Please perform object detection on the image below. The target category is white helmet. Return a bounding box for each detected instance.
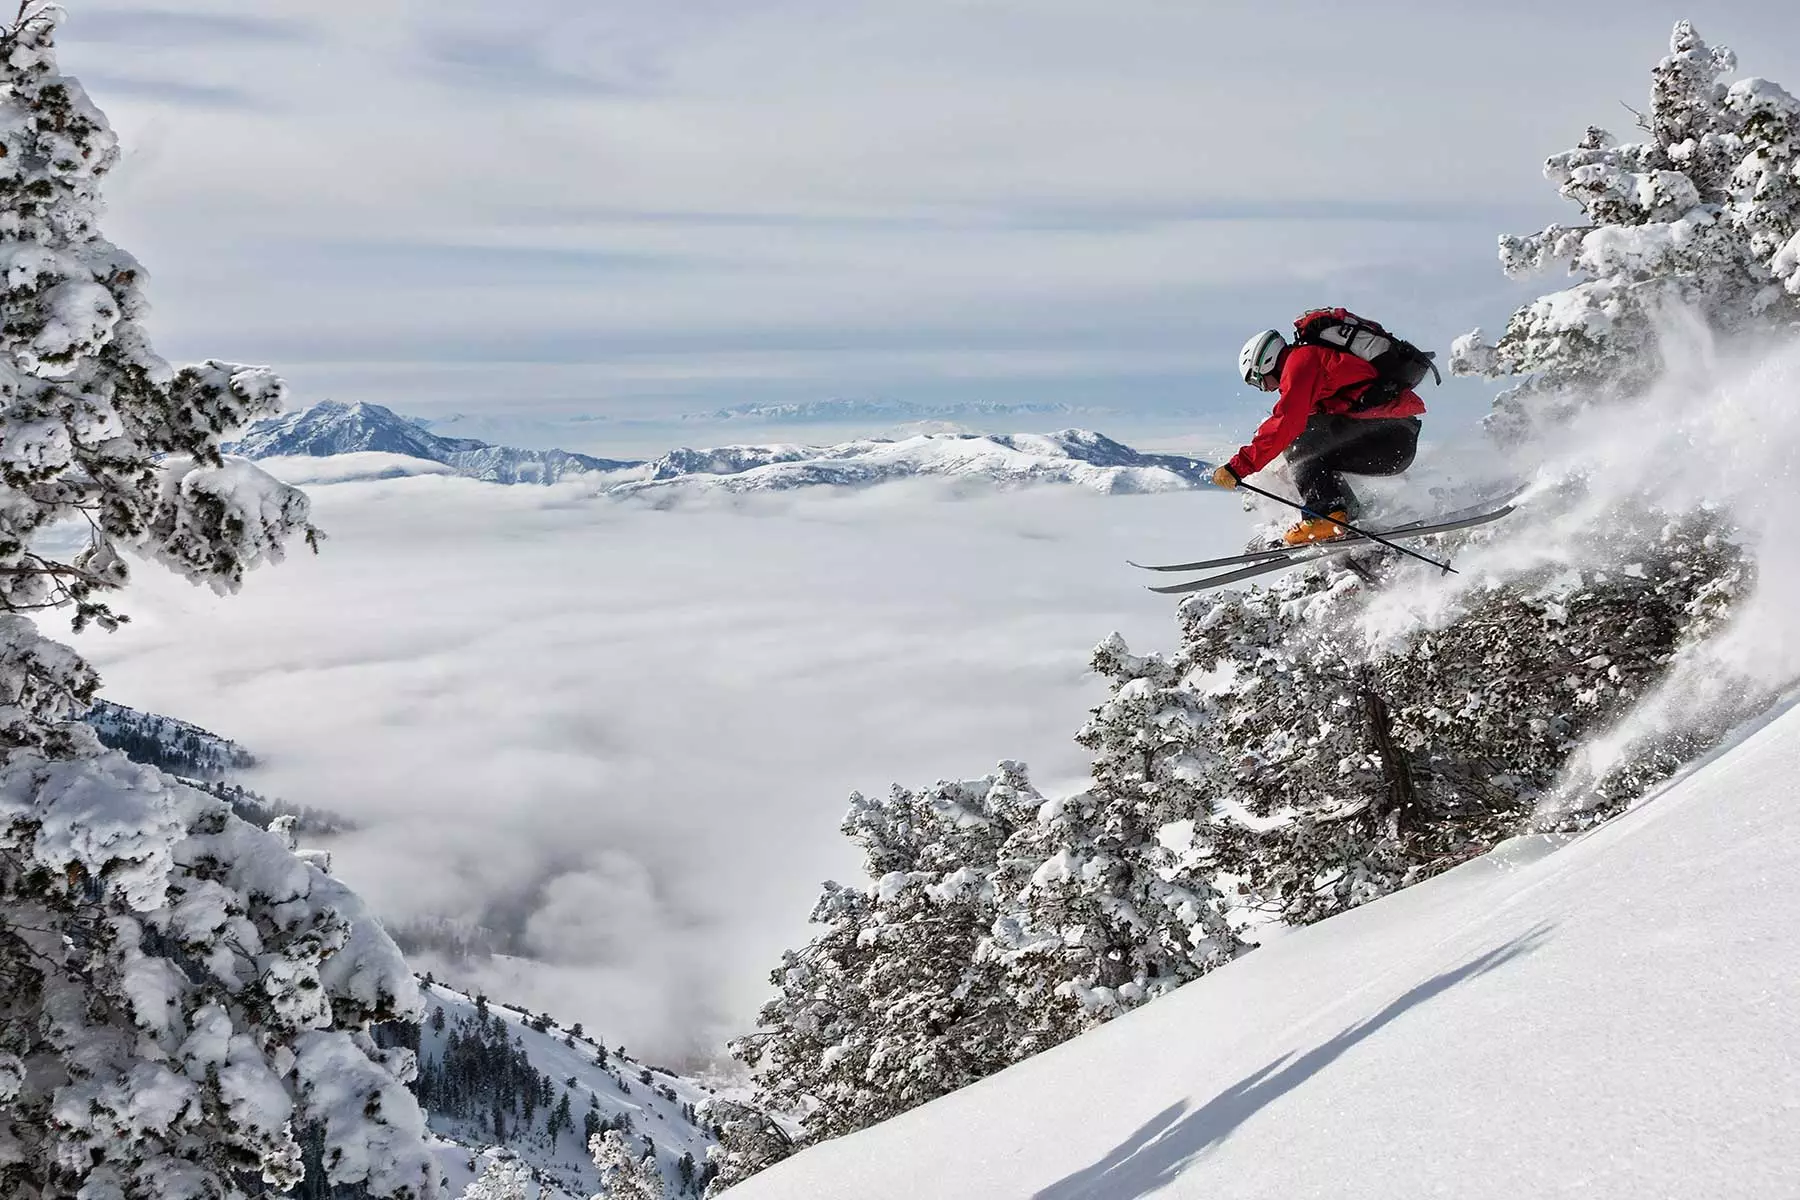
[1239,329,1286,387]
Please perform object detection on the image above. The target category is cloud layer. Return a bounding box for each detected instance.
[73,474,1258,1060]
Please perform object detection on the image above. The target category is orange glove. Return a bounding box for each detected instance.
[1211,465,1239,489]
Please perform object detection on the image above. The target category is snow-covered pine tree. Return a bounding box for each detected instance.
[1452,21,1800,441]
[730,767,1035,1152]
[851,770,1032,1115]
[698,1098,793,1198]
[985,640,1240,1045]
[1173,502,1749,925]
[0,8,315,631]
[459,1153,532,1200]
[590,1130,666,1200]
[728,881,873,1145]
[0,8,435,1198]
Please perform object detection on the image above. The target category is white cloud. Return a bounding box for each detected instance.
[72,471,1259,1060]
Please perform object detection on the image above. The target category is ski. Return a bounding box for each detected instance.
[1147,541,1371,594]
[1132,505,1515,574]
[1129,516,1438,573]
[1146,505,1514,596]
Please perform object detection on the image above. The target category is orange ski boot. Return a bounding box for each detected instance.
[1282,510,1351,546]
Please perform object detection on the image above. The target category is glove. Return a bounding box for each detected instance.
[1211,465,1239,490]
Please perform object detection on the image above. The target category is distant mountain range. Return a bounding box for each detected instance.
[231,401,639,485]
[680,398,1113,423]
[234,401,1215,496]
[624,429,1210,495]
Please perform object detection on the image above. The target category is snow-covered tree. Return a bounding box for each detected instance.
[699,1098,794,1198]
[730,880,872,1143]
[590,1130,664,1200]
[0,7,314,633]
[850,770,1037,1119]
[731,767,1037,1150]
[0,8,434,1198]
[461,1152,534,1200]
[0,645,439,1197]
[1453,21,1800,441]
[1174,503,1749,924]
[986,640,1241,1044]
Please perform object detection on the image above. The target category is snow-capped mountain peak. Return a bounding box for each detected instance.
[232,400,442,459]
[231,401,640,485]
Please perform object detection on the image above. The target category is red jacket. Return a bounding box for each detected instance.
[1226,344,1426,479]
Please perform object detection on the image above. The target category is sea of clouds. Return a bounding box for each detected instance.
[72,470,1258,1062]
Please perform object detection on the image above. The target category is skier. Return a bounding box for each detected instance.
[1211,320,1428,545]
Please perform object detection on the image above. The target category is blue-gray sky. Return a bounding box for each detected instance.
[57,1,1800,435]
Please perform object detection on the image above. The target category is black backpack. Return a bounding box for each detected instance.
[1293,308,1441,410]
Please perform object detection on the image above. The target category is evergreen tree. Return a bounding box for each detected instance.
[590,1130,665,1200]
[549,1090,573,1142]
[1453,21,1800,441]
[699,1099,795,1198]
[460,1153,532,1200]
[988,648,1242,1044]
[0,9,431,1198]
[733,767,1036,1145]
[0,12,314,634]
[1165,504,1749,924]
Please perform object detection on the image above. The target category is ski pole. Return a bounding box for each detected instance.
[1230,478,1457,575]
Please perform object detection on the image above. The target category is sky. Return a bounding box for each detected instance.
[51,0,1800,441]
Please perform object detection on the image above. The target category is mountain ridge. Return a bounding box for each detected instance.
[679,398,1115,423]
[231,401,642,485]
[235,401,1217,496]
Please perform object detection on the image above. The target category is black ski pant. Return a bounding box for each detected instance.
[1284,414,1421,517]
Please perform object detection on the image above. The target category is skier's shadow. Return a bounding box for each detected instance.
[1032,924,1553,1200]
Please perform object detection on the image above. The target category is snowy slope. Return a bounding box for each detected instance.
[84,699,256,779]
[417,980,720,1198]
[726,704,1800,1199]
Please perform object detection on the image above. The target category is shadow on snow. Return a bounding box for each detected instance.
[1033,924,1553,1200]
